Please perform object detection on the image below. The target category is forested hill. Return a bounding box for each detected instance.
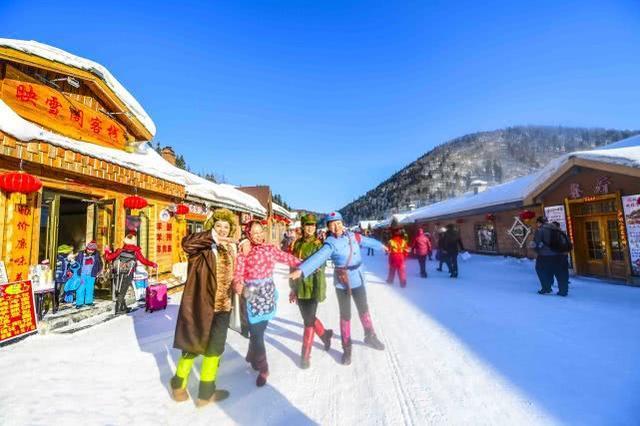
[339,126,639,224]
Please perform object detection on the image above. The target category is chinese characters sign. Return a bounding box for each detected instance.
[7,199,36,283]
[622,194,640,276]
[156,221,173,256]
[2,64,130,150]
[0,280,38,343]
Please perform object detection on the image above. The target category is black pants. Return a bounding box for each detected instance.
[418,255,427,277]
[536,255,569,294]
[298,299,318,327]
[203,311,231,356]
[53,281,64,312]
[446,253,459,275]
[367,248,374,256]
[437,251,449,271]
[248,320,269,359]
[115,272,133,307]
[336,286,369,321]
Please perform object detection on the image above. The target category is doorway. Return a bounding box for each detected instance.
[38,190,117,299]
[570,196,628,280]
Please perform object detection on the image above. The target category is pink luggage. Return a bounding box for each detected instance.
[145,283,167,312]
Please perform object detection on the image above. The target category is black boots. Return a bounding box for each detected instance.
[114,301,131,315]
[196,381,229,407]
[341,342,352,366]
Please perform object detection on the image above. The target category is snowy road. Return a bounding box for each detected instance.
[2,252,640,426]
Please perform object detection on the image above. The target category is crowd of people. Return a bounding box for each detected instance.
[50,230,158,316]
[170,210,388,406]
[167,208,573,407]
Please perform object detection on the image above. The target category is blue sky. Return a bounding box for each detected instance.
[1,1,639,212]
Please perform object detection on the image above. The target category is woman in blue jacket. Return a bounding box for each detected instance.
[290,212,387,365]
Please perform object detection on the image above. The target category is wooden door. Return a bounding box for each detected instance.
[582,218,608,276]
[604,217,627,279]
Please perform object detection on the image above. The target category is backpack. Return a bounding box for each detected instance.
[549,228,573,253]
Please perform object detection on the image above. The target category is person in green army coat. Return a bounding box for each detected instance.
[289,213,334,369]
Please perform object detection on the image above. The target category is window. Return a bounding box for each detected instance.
[474,223,497,252]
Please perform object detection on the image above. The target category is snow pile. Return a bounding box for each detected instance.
[0,38,156,136]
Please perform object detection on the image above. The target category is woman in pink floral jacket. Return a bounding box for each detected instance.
[234,220,300,387]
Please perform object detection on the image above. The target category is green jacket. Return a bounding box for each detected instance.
[290,236,326,301]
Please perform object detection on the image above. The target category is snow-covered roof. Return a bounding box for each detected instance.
[402,134,640,224]
[0,98,266,216]
[272,203,295,220]
[0,38,156,136]
[401,174,536,223]
[359,220,382,230]
[375,212,411,229]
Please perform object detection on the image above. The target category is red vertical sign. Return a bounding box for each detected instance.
[0,280,38,343]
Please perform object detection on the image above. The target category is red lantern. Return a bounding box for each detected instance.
[485,213,496,221]
[124,195,148,210]
[176,204,190,215]
[519,210,535,221]
[0,171,42,194]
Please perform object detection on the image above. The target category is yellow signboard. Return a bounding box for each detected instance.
[2,64,131,150]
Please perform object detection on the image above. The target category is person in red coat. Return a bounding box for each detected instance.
[105,230,157,314]
[386,220,410,287]
[411,228,432,278]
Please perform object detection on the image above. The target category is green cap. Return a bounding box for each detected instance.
[57,244,73,254]
[301,213,317,226]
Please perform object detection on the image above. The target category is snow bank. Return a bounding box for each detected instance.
[0,38,156,136]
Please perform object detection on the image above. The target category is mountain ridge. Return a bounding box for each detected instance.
[339,125,639,224]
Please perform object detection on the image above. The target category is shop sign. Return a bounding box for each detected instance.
[569,183,583,199]
[186,202,207,216]
[593,176,611,195]
[622,194,640,276]
[8,202,35,282]
[543,205,567,232]
[2,64,130,150]
[507,217,531,248]
[0,280,38,344]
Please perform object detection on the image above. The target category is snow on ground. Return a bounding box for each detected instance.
[2,252,640,426]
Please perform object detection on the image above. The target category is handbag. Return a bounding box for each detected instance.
[229,293,242,333]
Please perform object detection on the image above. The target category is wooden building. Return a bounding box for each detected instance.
[0,40,185,297]
[400,137,640,285]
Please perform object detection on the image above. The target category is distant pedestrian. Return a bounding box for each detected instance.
[411,228,431,278]
[441,224,464,278]
[533,217,571,296]
[365,229,375,256]
[387,219,410,287]
[425,231,434,260]
[436,228,449,272]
